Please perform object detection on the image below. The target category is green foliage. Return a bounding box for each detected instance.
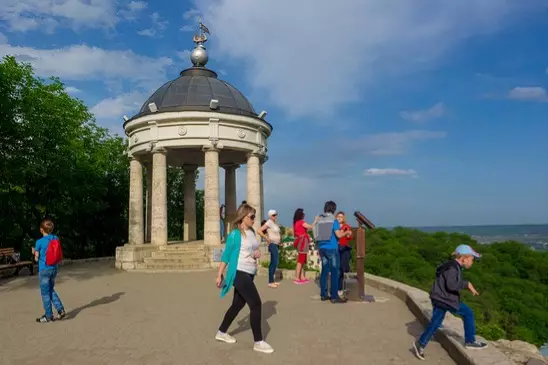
[0,56,205,258]
[353,227,548,346]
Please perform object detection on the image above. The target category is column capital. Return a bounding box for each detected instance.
[202,143,223,152]
[183,164,199,172]
[221,163,240,171]
[152,146,167,154]
[247,146,266,159]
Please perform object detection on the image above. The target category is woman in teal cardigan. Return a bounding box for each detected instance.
[214,203,274,354]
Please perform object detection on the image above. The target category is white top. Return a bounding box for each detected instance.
[265,219,281,243]
[237,229,260,274]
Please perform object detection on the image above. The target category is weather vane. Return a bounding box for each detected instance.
[192,18,210,45]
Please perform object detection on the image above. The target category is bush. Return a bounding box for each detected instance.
[353,227,548,346]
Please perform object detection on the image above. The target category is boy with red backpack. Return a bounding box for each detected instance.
[33,218,65,323]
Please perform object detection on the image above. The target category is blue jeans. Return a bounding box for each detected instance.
[419,302,476,347]
[268,244,279,283]
[39,267,64,319]
[319,248,340,299]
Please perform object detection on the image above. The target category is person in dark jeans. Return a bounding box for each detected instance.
[259,210,281,288]
[413,244,488,360]
[215,203,274,354]
[316,201,348,303]
[336,211,353,297]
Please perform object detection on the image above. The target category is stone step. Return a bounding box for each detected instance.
[151,251,207,259]
[136,262,212,271]
[143,257,209,264]
[159,245,207,253]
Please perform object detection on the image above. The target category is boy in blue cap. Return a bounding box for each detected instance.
[413,244,487,360]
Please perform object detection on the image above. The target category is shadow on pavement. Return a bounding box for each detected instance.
[0,261,120,292]
[229,300,278,339]
[64,292,125,320]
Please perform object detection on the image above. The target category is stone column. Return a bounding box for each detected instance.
[260,162,265,221]
[128,157,144,245]
[246,152,262,233]
[146,162,153,243]
[151,147,168,246]
[203,146,221,246]
[223,164,239,233]
[183,164,197,241]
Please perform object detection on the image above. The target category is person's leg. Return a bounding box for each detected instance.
[338,248,345,291]
[454,302,476,344]
[219,277,246,334]
[268,245,276,284]
[234,273,263,342]
[295,262,302,282]
[298,254,308,280]
[319,249,329,298]
[329,249,340,299]
[39,269,54,320]
[49,269,65,316]
[418,307,447,347]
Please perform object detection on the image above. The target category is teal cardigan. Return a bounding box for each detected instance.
[220,229,242,298]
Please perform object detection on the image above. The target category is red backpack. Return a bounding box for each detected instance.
[45,236,63,266]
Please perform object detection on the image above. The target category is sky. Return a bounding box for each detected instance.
[1,0,547,227]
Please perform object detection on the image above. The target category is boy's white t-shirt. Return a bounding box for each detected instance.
[266,219,281,243]
[237,229,259,274]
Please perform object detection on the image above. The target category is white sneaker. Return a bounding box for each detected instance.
[253,341,274,354]
[215,331,236,344]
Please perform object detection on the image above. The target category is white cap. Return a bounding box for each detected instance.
[268,209,277,217]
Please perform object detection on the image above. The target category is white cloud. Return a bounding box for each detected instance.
[508,86,548,102]
[120,1,147,20]
[176,50,191,60]
[344,130,447,156]
[0,0,125,33]
[90,91,146,119]
[137,11,169,38]
[0,42,172,90]
[365,168,418,177]
[194,0,543,118]
[65,86,81,94]
[400,102,445,123]
[180,24,195,32]
[0,33,7,44]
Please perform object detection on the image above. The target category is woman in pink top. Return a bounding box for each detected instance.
[292,208,318,284]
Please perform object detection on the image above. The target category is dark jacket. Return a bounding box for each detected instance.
[429,260,469,311]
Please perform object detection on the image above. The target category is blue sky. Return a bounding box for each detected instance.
[1,0,547,227]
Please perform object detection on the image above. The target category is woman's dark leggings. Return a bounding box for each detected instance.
[339,246,352,290]
[219,270,263,342]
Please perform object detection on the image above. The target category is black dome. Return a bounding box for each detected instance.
[135,67,257,119]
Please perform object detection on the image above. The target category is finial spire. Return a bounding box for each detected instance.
[190,19,210,67]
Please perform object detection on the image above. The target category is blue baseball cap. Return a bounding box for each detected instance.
[453,244,481,259]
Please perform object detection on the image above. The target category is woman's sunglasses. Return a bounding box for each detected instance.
[248,214,256,220]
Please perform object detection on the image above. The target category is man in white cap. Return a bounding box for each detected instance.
[259,210,281,288]
[413,244,487,360]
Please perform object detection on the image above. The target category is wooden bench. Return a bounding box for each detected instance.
[0,248,35,277]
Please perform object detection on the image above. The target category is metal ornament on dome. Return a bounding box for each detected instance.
[190,20,210,67]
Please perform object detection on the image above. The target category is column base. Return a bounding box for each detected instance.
[115,244,159,270]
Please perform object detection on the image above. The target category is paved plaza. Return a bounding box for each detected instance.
[0,261,455,365]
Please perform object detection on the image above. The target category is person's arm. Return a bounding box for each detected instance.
[217,234,234,286]
[332,220,346,238]
[444,267,469,293]
[303,216,319,230]
[258,221,270,241]
[33,241,40,261]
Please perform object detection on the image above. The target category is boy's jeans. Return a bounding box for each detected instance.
[419,302,476,346]
[319,248,339,299]
[268,244,279,283]
[39,267,65,318]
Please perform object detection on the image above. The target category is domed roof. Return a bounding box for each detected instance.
[135,67,258,119]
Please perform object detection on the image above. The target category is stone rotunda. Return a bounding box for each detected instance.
[115,23,272,271]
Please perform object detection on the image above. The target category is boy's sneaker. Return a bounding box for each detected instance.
[215,331,236,344]
[56,310,66,320]
[413,341,426,360]
[253,341,274,354]
[331,297,348,304]
[36,315,53,323]
[465,341,488,350]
